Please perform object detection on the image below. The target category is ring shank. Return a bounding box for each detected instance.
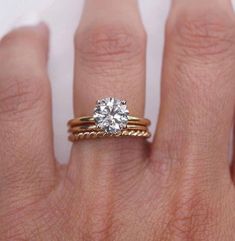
[69,124,148,133]
[68,116,151,127]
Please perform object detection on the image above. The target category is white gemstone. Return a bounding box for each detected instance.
[93,97,129,134]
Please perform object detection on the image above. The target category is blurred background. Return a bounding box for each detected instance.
[0,0,234,163]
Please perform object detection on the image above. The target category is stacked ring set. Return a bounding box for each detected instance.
[68,97,151,142]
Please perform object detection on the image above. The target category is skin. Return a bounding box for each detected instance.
[1,0,235,240]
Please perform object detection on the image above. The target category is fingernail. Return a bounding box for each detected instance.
[12,12,42,29]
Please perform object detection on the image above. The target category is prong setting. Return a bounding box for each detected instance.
[93,97,129,134]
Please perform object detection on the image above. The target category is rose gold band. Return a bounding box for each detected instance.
[69,130,151,142]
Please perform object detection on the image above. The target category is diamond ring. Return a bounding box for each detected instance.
[68,97,151,141]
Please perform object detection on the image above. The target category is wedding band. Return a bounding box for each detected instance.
[68,116,151,127]
[69,130,151,142]
[69,124,148,133]
[68,97,151,141]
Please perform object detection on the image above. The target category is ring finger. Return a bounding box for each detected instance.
[68,0,148,181]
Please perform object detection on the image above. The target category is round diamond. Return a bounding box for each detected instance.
[93,97,129,134]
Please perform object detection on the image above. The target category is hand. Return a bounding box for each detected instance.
[1,0,235,240]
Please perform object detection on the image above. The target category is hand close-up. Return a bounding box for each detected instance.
[1,0,235,240]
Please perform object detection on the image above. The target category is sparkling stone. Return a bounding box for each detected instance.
[93,97,129,134]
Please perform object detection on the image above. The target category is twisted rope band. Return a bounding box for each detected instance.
[69,130,151,142]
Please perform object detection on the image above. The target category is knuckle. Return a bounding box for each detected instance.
[0,74,49,118]
[166,12,235,58]
[75,24,146,66]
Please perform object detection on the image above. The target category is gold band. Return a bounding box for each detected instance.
[69,130,151,142]
[68,116,151,127]
[69,124,148,133]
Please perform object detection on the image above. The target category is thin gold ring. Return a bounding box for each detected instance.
[68,116,151,127]
[69,124,148,133]
[69,130,151,142]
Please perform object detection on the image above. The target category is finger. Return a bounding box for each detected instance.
[69,0,148,180]
[0,23,56,208]
[152,0,235,184]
